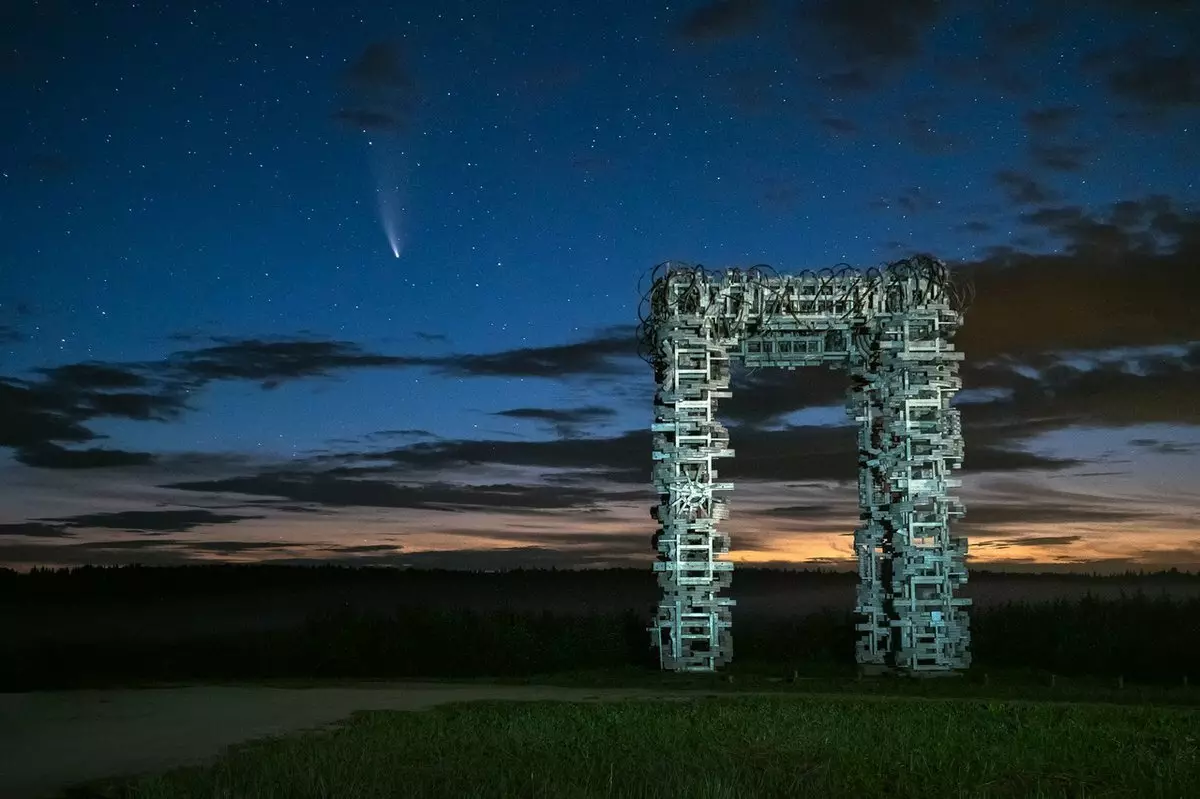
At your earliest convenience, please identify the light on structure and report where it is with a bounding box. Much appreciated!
[638,255,974,675]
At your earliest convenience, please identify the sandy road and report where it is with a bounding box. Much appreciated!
[0,683,729,799]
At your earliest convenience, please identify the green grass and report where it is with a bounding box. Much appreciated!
[66,694,1200,798]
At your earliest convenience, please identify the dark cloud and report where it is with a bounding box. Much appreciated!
[1105,53,1200,112]
[955,197,1200,360]
[158,542,635,571]
[370,546,647,571]
[961,351,1200,434]
[961,502,1159,528]
[15,445,155,470]
[1130,438,1199,455]
[1022,106,1081,136]
[757,504,838,518]
[0,365,180,467]
[68,538,296,553]
[335,420,1079,489]
[974,535,1084,549]
[1017,198,1187,260]
[0,521,71,538]
[817,116,858,136]
[955,221,994,234]
[674,0,766,41]
[1029,142,1090,172]
[332,41,419,134]
[1,339,405,467]
[796,0,942,89]
[493,406,615,438]
[14,509,263,535]
[163,472,633,513]
[167,330,637,385]
[167,338,415,388]
[0,328,641,468]
[759,178,802,213]
[994,169,1055,205]
[0,538,304,569]
[439,327,638,378]
[414,331,448,343]
[868,186,938,214]
[365,429,439,441]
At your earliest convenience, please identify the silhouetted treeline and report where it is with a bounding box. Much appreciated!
[0,563,856,601]
[2,572,1198,690]
[3,563,1196,602]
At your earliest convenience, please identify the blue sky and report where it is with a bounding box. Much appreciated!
[1,0,1198,572]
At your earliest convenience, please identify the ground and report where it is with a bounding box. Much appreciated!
[0,683,730,799]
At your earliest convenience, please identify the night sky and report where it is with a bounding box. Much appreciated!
[2,0,1198,573]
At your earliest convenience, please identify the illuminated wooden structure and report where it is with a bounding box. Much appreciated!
[639,255,973,674]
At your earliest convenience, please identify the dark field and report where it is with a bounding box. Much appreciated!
[5,565,1200,799]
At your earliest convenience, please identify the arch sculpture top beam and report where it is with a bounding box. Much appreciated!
[636,255,975,674]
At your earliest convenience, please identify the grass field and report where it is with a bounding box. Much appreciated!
[65,693,1199,799]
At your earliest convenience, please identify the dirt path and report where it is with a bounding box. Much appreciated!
[0,683,730,799]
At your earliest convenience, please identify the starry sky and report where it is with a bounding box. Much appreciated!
[2,0,1199,573]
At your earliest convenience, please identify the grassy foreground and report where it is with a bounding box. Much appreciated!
[69,695,1199,799]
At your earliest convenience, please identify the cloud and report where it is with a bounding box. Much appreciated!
[817,116,858,136]
[163,472,635,513]
[955,220,994,234]
[438,326,638,378]
[955,197,1200,360]
[167,337,415,388]
[757,504,838,518]
[166,330,637,386]
[674,0,766,41]
[0,362,184,468]
[15,445,155,470]
[1029,142,1090,172]
[493,406,616,438]
[0,521,72,538]
[961,501,1159,527]
[796,0,943,89]
[332,41,419,134]
[868,186,939,214]
[0,538,307,569]
[1022,106,1081,136]
[1130,438,1199,455]
[330,419,1079,489]
[973,534,1084,550]
[414,331,448,343]
[1105,53,1200,112]
[759,178,803,213]
[0,328,644,469]
[6,509,263,536]
[994,170,1055,205]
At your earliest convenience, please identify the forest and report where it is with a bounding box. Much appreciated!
[3,564,1198,690]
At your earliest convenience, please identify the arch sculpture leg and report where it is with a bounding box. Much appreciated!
[849,311,971,673]
[648,321,736,671]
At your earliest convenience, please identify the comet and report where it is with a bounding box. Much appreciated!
[368,137,408,260]
[376,180,403,259]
